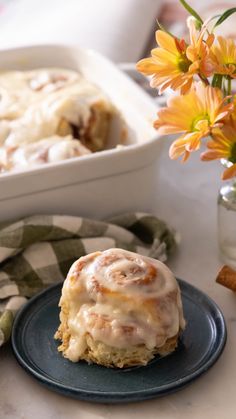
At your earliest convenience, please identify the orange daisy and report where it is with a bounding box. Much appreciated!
[201,119,236,180]
[136,30,194,94]
[154,83,233,161]
[212,36,236,78]
[186,17,216,79]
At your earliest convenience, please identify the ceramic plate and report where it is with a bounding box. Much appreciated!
[11,279,227,403]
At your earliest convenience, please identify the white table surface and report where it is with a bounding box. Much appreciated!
[0,131,235,419]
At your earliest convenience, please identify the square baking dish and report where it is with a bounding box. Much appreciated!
[0,45,162,221]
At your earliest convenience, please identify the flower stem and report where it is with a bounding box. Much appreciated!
[227,77,232,96]
[212,74,223,89]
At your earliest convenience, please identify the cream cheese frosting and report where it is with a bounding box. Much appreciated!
[0,68,115,172]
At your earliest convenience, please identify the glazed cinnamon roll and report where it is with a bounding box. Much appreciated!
[0,68,117,173]
[55,249,185,368]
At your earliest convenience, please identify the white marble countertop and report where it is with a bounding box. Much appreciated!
[1,139,235,419]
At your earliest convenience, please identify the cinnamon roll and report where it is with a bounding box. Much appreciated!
[55,249,185,368]
[0,68,117,172]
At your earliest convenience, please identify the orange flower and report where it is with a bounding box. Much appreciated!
[136,23,216,95]
[212,36,236,78]
[201,119,236,180]
[186,17,216,78]
[136,30,194,94]
[154,83,233,161]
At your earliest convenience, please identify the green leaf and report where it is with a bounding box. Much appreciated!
[213,8,236,29]
[179,0,203,25]
[156,19,174,37]
[207,14,221,24]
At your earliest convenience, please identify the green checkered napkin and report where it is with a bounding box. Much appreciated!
[0,213,178,347]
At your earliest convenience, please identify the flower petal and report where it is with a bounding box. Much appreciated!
[222,164,236,180]
[155,30,178,54]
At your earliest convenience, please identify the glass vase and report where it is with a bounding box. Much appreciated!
[218,178,236,268]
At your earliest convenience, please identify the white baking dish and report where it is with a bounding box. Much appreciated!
[0,45,162,221]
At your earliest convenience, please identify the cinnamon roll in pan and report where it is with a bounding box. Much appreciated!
[55,249,186,368]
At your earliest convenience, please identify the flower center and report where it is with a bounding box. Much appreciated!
[178,56,192,73]
[192,115,210,132]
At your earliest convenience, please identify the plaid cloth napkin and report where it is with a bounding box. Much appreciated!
[0,213,178,347]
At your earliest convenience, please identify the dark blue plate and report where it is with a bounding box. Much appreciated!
[11,279,227,403]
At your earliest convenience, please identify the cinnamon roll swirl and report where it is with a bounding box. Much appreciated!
[55,248,185,368]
